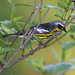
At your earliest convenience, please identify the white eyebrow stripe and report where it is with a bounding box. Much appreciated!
[34,27,49,33]
[55,22,64,27]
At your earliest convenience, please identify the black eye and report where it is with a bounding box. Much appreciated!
[57,24,63,29]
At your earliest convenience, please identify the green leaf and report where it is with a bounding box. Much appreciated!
[0,39,6,44]
[28,59,44,72]
[0,55,4,59]
[1,20,12,28]
[62,42,75,50]
[33,35,43,43]
[15,3,34,7]
[59,0,70,4]
[54,62,74,74]
[43,65,55,73]
[68,33,75,40]
[13,16,23,21]
[25,40,32,49]
[0,48,15,55]
[8,0,12,3]
[1,24,15,34]
[0,59,9,67]
[58,3,67,9]
[43,62,74,74]
[70,24,75,33]
[67,0,71,3]
[69,6,75,10]
[16,22,24,25]
[0,31,5,35]
[25,24,32,30]
[44,5,64,15]
[11,28,17,33]
[39,56,44,67]
[55,14,63,18]
[8,0,16,20]
[12,20,22,30]
[51,48,61,61]
[11,6,16,20]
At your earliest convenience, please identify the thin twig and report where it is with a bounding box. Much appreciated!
[9,15,75,66]
[65,2,75,25]
[0,35,53,72]
[65,15,75,26]
[8,15,75,66]
[10,11,34,47]
[0,6,50,73]
[10,0,43,47]
[8,0,44,63]
[21,8,50,47]
[30,0,43,24]
[8,8,50,64]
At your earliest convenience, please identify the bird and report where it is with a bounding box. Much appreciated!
[2,20,66,39]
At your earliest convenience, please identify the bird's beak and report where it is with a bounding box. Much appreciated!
[63,27,66,32]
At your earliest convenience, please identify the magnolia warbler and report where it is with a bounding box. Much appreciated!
[2,20,66,39]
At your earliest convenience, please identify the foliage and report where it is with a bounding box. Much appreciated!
[27,0,75,75]
[0,0,75,75]
[28,58,75,75]
[28,58,44,72]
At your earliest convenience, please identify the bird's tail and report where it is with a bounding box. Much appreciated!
[2,33,18,37]
[2,30,26,38]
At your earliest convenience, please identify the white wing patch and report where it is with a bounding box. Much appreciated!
[34,27,49,33]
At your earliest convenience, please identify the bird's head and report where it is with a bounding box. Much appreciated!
[54,20,66,32]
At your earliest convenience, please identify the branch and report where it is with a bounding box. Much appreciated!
[10,0,43,47]
[8,15,75,67]
[0,15,75,72]
[9,15,75,65]
[10,11,34,47]
[30,0,43,24]
[65,15,75,27]
[8,7,50,64]
[0,34,54,72]
[0,7,50,72]
[1,1,75,72]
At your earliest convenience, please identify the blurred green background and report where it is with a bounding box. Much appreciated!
[0,0,75,75]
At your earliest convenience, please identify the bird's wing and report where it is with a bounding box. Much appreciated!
[30,23,57,34]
